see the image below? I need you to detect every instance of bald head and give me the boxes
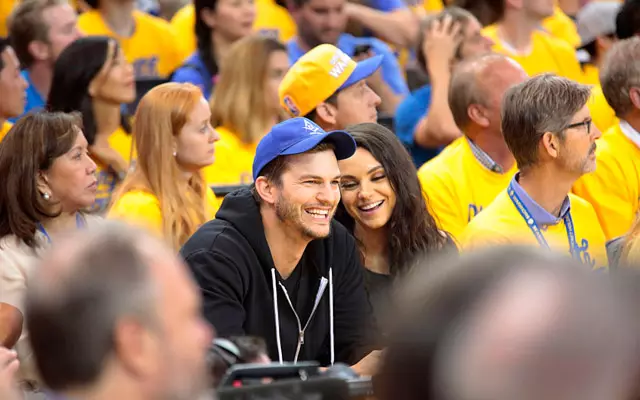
[449,53,528,134]
[438,264,636,400]
[376,246,637,400]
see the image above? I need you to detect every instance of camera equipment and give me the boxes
[216,362,373,400]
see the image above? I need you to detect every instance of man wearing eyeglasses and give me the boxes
[573,38,640,243]
[460,73,607,270]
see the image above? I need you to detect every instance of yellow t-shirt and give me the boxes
[202,126,258,187]
[541,6,581,48]
[92,126,134,214]
[482,24,584,83]
[170,0,297,60]
[581,64,599,86]
[460,190,608,269]
[417,137,517,242]
[0,0,17,37]
[589,84,618,134]
[107,186,221,239]
[78,10,182,78]
[572,124,640,241]
[0,121,13,142]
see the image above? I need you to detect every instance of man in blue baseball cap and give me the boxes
[181,117,379,375]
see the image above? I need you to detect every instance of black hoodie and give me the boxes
[181,188,374,366]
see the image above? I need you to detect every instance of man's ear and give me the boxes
[255,176,277,205]
[314,102,338,128]
[468,104,490,128]
[540,131,560,160]
[629,87,640,110]
[27,40,51,63]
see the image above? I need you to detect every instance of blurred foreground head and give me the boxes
[375,246,638,400]
[25,221,214,400]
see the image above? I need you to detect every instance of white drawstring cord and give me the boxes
[271,268,284,364]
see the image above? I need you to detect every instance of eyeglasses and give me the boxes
[565,118,592,135]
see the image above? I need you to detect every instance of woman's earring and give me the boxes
[173,151,177,157]
[42,192,51,201]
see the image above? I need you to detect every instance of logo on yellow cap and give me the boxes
[283,95,300,117]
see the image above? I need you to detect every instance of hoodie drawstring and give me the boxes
[271,268,284,364]
[329,267,335,365]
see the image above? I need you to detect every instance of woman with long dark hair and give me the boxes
[47,36,136,213]
[337,123,453,321]
[171,0,255,100]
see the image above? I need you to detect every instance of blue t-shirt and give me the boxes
[394,84,441,167]
[10,70,45,122]
[287,34,409,97]
[171,51,215,100]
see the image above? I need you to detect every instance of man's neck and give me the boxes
[498,11,539,53]
[261,208,310,279]
[623,112,640,134]
[99,1,136,37]
[60,370,146,400]
[93,99,122,136]
[468,129,516,172]
[354,223,388,274]
[27,63,53,101]
[518,166,575,217]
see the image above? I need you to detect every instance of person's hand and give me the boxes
[353,51,384,90]
[0,347,21,400]
[351,350,383,377]
[421,15,463,73]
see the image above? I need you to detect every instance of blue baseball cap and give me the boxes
[338,54,383,91]
[252,117,357,181]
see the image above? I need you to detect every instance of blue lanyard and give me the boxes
[507,183,578,260]
[37,213,85,243]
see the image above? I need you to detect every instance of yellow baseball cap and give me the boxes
[279,44,383,118]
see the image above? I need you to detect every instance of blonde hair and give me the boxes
[210,34,287,144]
[112,82,208,251]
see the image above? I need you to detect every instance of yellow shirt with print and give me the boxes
[0,121,12,142]
[482,24,584,83]
[572,124,640,241]
[460,190,608,269]
[541,6,581,48]
[202,126,258,186]
[417,137,517,242]
[589,84,618,134]
[78,10,182,78]
[170,0,296,61]
[92,127,134,214]
[107,186,221,239]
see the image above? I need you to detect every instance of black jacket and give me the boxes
[181,188,374,365]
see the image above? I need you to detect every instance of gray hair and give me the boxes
[448,53,517,131]
[26,221,163,391]
[600,37,640,118]
[501,74,591,170]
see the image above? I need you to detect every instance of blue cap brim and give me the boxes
[281,130,356,161]
[338,54,383,91]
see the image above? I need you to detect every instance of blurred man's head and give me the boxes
[449,54,528,140]
[600,37,640,121]
[616,0,640,40]
[279,44,381,130]
[26,222,213,400]
[0,39,27,121]
[375,246,637,400]
[290,0,348,48]
[9,0,82,69]
[416,7,493,73]
[502,74,599,176]
[576,2,620,65]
